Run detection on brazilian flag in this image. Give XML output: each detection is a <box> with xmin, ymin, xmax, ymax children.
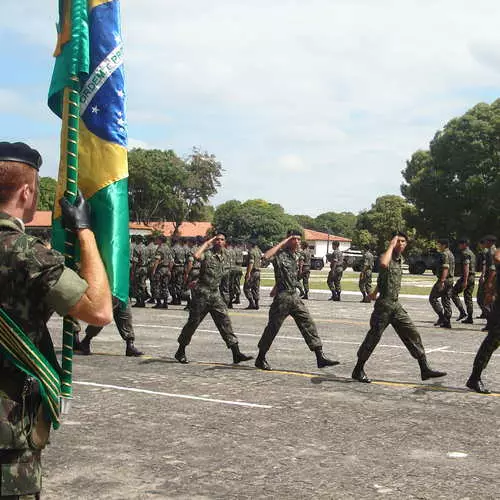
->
<box><xmin>48</xmin><ymin>0</ymin><xmax>129</xmax><ymax>303</ymax></box>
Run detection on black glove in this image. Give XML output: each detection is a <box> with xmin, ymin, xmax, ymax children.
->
<box><xmin>59</xmin><ymin>189</ymin><xmax>92</xmax><ymax>231</ymax></box>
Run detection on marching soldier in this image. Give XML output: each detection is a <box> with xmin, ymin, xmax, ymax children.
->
<box><xmin>255</xmin><ymin>230</ymin><xmax>338</xmax><ymax>371</ymax></box>
<box><xmin>230</xmin><ymin>241</ymin><xmax>244</xmax><ymax>306</ymax></box>
<box><xmin>429</xmin><ymin>238</ymin><xmax>455</xmax><ymax>329</ymax></box>
<box><xmin>132</xmin><ymin>235</ymin><xmax>148</xmax><ymax>307</ymax></box>
<box><xmin>359</xmin><ymin>245</ymin><xmax>375</xmax><ymax>303</ymax></box>
<box><xmin>244</xmin><ymin>240</ymin><xmax>263</xmax><ymax>310</ymax></box>
<box><xmin>327</xmin><ymin>241</ymin><xmax>344</xmax><ymax>301</ymax></box>
<box><xmin>298</xmin><ymin>241</ymin><xmax>313</xmax><ymax>300</ymax></box>
<box><xmin>174</xmin><ymin>233</ymin><xmax>253</xmax><ymax>364</ymax></box>
<box><xmin>352</xmin><ymin>232</ymin><xmax>446</xmax><ymax>383</ymax></box>
<box><xmin>151</xmin><ymin>235</ymin><xmax>173</xmax><ymax>309</ymax></box>
<box><xmin>451</xmin><ymin>238</ymin><xmax>476</xmax><ymax>324</ymax></box>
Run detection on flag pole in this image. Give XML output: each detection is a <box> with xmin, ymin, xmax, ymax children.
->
<box><xmin>60</xmin><ymin>0</ymin><xmax>86</xmax><ymax>414</ymax></box>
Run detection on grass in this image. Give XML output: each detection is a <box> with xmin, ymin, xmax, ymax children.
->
<box><xmin>258</xmin><ymin>270</ymin><xmax>477</xmax><ymax>296</ymax></box>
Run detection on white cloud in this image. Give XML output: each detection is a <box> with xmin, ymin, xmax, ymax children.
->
<box><xmin>0</xmin><ymin>0</ymin><xmax>499</xmax><ymax>214</ymax></box>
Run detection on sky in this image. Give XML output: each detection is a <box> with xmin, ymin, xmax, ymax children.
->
<box><xmin>1</xmin><ymin>0</ymin><xmax>499</xmax><ymax>216</ymax></box>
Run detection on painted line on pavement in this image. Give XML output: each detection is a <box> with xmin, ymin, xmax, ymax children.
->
<box><xmin>74</xmin><ymin>381</ymin><xmax>272</xmax><ymax>409</ymax></box>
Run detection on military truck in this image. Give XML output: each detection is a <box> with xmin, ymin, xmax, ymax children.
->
<box><xmin>407</xmin><ymin>249</ymin><xmax>439</xmax><ymax>275</ymax></box>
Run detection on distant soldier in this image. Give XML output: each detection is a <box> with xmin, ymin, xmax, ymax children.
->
<box><xmin>145</xmin><ymin>234</ymin><xmax>159</xmax><ymax>303</ymax></box>
<box><xmin>184</xmin><ymin>237</ymin><xmax>203</xmax><ymax>311</ymax></box>
<box><xmin>129</xmin><ymin>235</ymin><xmax>137</xmax><ymax>299</ymax></box>
<box><xmin>359</xmin><ymin>245</ymin><xmax>375</xmax><ymax>303</ymax></box>
<box><xmin>170</xmin><ymin>237</ymin><xmax>187</xmax><ymax>305</ymax></box>
<box><xmin>220</xmin><ymin>239</ymin><xmax>233</xmax><ymax>307</ymax></box>
<box><xmin>429</xmin><ymin>238</ymin><xmax>455</xmax><ymax>329</ymax></box>
<box><xmin>466</xmin><ymin>247</ymin><xmax>500</xmax><ymax>394</ymax></box>
<box><xmin>481</xmin><ymin>235</ymin><xmax>497</xmax><ymax>332</ymax></box>
<box><xmin>352</xmin><ymin>232</ymin><xmax>447</xmax><ymax>383</ymax></box>
<box><xmin>174</xmin><ymin>233</ymin><xmax>253</xmax><ymax>364</ymax></box>
<box><xmin>255</xmin><ymin>230</ymin><xmax>339</xmax><ymax>371</ymax></box>
<box><xmin>327</xmin><ymin>241</ymin><xmax>344</xmax><ymax>301</ymax></box>
<box><xmin>132</xmin><ymin>235</ymin><xmax>148</xmax><ymax>307</ymax></box>
<box><xmin>476</xmin><ymin>239</ymin><xmax>488</xmax><ymax>319</ymax></box>
<box><xmin>298</xmin><ymin>241</ymin><xmax>313</xmax><ymax>300</ymax></box>
<box><xmin>230</xmin><ymin>242</ymin><xmax>244</xmax><ymax>305</ymax></box>
<box><xmin>451</xmin><ymin>238</ymin><xmax>476</xmax><ymax>324</ymax></box>
<box><xmin>244</xmin><ymin>240</ymin><xmax>263</xmax><ymax>310</ymax></box>
<box><xmin>151</xmin><ymin>235</ymin><xmax>173</xmax><ymax>309</ymax></box>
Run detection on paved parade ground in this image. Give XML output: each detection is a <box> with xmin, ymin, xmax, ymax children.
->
<box><xmin>43</xmin><ymin>290</ymin><xmax>499</xmax><ymax>499</ymax></box>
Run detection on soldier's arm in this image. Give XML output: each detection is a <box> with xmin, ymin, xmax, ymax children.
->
<box><xmin>462</xmin><ymin>261</ymin><xmax>469</xmax><ymax>286</ymax></box>
<box><xmin>194</xmin><ymin>237</ymin><xmax>215</xmax><ymax>260</ymax></box>
<box><xmin>379</xmin><ymin>236</ymin><xmax>398</xmax><ymax>268</ymax></box>
<box><xmin>263</xmin><ymin>236</ymin><xmax>292</xmax><ymax>262</ymax></box>
<box><xmin>184</xmin><ymin>260</ymin><xmax>193</xmax><ymax>283</ymax></box>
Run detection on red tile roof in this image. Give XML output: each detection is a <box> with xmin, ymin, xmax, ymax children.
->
<box><xmin>129</xmin><ymin>221</ymin><xmax>212</xmax><ymax>238</ymax></box>
<box><xmin>26</xmin><ymin>211</ymin><xmax>52</xmax><ymax>227</ymax></box>
<box><xmin>303</xmin><ymin>228</ymin><xmax>351</xmax><ymax>242</ymax></box>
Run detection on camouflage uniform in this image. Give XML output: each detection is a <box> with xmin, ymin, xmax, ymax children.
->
<box><xmin>244</xmin><ymin>246</ymin><xmax>262</xmax><ymax>308</ymax></box>
<box><xmin>85</xmin><ymin>296</ymin><xmax>135</xmax><ymax>342</ymax></box>
<box><xmin>170</xmin><ymin>243</ymin><xmax>186</xmax><ymax>305</ymax></box>
<box><xmin>356</xmin><ymin>253</ymin><xmax>426</xmax><ymax>363</ymax></box>
<box><xmin>451</xmin><ymin>247</ymin><xmax>476</xmax><ymax>318</ymax></box>
<box><xmin>145</xmin><ymin>240</ymin><xmax>158</xmax><ymax>298</ymax></box>
<box><xmin>327</xmin><ymin>248</ymin><xmax>344</xmax><ymax>300</ymax></box>
<box><xmin>230</xmin><ymin>246</ymin><xmax>244</xmax><ymax>304</ymax></box>
<box><xmin>359</xmin><ymin>250</ymin><xmax>374</xmax><ymax>300</ymax></box>
<box><xmin>298</xmin><ymin>247</ymin><xmax>313</xmax><ymax>298</ymax></box>
<box><xmin>0</xmin><ymin>213</ymin><xmax>88</xmax><ymax>498</ymax></box>
<box><xmin>132</xmin><ymin>240</ymin><xmax>148</xmax><ymax>304</ymax></box>
<box><xmin>219</xmin><ymin>246</ymin><xmax>233</xmax><ymax>306</ymax></box>
<box><xmin>429</xmin><ymin>248</ymin><xmax>455</xmax><ymax>324</ymax></box>
<box><xmin>129</xmin><ymin>238</ymin><xmax>136</xmax><ymax>299</ymax></box>
<box><xmin>152</xmin><ymin>243</ymin><xmax>173</xmax><ymax>305</ymax></box>
<box><xmin>257</xmin><ymin>248</ymin><xmax>323</xmax><ymax>352</ymax></box>
<box><xmin>476</xmin><ymin>247</ymin><xmax>488</xmax><ymax>317</ymax></box>
<box><xmin>178</xmin><ymin>247</ymin><xmax>238</xmax><ymax>348</ymax></box>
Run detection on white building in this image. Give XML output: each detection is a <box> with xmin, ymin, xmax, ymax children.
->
<box><xmin>303</xmin><ymin>229</ymin><xmax>351</xmax><ymax>262</ymax></box>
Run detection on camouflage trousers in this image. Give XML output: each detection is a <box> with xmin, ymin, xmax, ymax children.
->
<box><xmin>85</xmin><ymin>297</ymin><xmax>134</xmax><ymax>341</ymax></box>
<box><xmin>178</xmin><ymin>289</ymin><xmax>238</xmax><ymax>348</ymax></box>
<box><xmin>429</xmin><ymin>280</ymin><xmax>453</xmax><ymax>320</ymax></box>
<box><xmin>133</xmin><ymin>266</ymin><xmax>148</xmax><ymax>301</ymax></box>
<box><xmin>451</xmin><ymin>275</ymin><xmax>475</xmax><ymax>317</ymax></box>
<box><xmin>229</xmin><ymin>269</ymin><xmax>242</xmax><ymax>303</ymax></box>
<box><xmin>244</xmin><ymin>270</ymin><xmax>260</xmax><ymax>306</ymax></box>
<box><xmin>327</xmin><ymin>267</ymin><xmax>343</xmax><ymax>292</ymax></box>
<box><xmin>219</xmin><ymin>273</ymin><xmax>231</xmax><ymax>306</ymax></box>
<box><xmin>471</xmin><ymin>301</ymin><xmax>500</xmax><ymax>375</ymax></box>
<box><xmin>357</xmin><ymin>299</ymin><xmax>425</xmax><ymax>362</ymax></box>
<box><xmin>476</xmin><ymin>278</ymin><xmax>487</xmax><ymax>316</ymax></box>
<box><xmin>258</xmin><ymin>291</ymin><xmax>322</xmax><ymax>352</ymax></box>
<box><xmin>170</xmin><ymin>266</ymin><xmax>185</xmax><ymax>303</ymax></box>
<box><xmin>299</xmin><ymin>268</ymin><xmax>311</xmax><ymax>295</ymax></box>
<box><xmin>359</xmin><ymin>270</ymin><xmax>373</xmax><ymax>295</ymax></box>
<box><xmin>152</xmin><ymin>267</ymin><xmax>171</xmax><ymax>301</ymax></box>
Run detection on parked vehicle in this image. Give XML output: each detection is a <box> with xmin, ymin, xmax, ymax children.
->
<box><xmin>407</xmin><ymin>249</ymin><xmax>439</xmax><ymax>275</ymax></box>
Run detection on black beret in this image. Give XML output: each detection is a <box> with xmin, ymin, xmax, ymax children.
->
<box><xmin>0</xmin><ymin>142</ymin><xmax>42</xmax><ymax>171</ymax></box>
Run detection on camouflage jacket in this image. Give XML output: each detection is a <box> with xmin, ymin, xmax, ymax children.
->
<box><xmin>155</xmin><ymin>243</ymin><xmax>173</xmax><ymax>268</ymax></box>
<box><xmin>270</xmin><ymin>249</ymin><xmax>300</xmax><ymax>294</ymax></box>
<box><xmin>299</xmin><ymin>248</ymin><xmax>313</xmax><ymax>269</ymax></box>
<box><xmin>461</xmin><ymin>247</ymin><xmax>476</xmax><ymax>275</ymax></box>
<box><xmin>248</xmin><ymin>247</ymin><xmax>263</xmax><ymax>271</ymax></box>
<box><xmin>0</xmin><ymin>212</ymin><xmax>88</xmax><ymax>373</ymax></box>
<box><xmin>329</xmin><ymin>249</ymin><xmax>343</xmax><ymax>269</ymax></box>
<box><xmin>172</xmin><ymin>244</ymin><xmax>187</xmax><ymax>267</ymax></box>
<box><xmin>133</xmin><ymin>242</ymin><xmax>148</xmax><ymax>268</ymax></box>
<box><xmin>363</xmin><ymin>251</ymin><xmax>374</xmax><ymax>271</ymax></box>
<box><xmin>233</xmin><ymin>247</ymin><xmax>244</xmax><ymax>267</ymax></box>
<box><xmin>437</xmin><ymin>248</ymin><xmax>455</xmax><ymax>281</ymax></box>
<box><xmin>196</xmin><ymin>248</ymin><xmax>229</xmax><ymax>292</ymax></box>
<box><xmin>145</xmin><ymin>242</ymin><xmax>158</xmax><ymax>267</ymax></box>
<box><xmin>377</xmin><ymin>254</ymin><xmax>403</xmax><ymax>302</ymax></box>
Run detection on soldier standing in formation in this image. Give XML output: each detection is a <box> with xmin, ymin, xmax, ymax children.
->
<box><xmin>298</xmin><ymin>241</ymin><xmax>313</xmax><ymax>300</ymax></box>
<box><xmin>466</xmin><ymin>247</ymin><xmax>500</xmax><ymax>394</ymax></box>
<box><xmin>255</xmin><ymin>230</ymin><xmax>339</xmax><ymax>371</ymax></box>
<box><xmin>174</xmin><ymin>233</ymin><xmax>253</xmax><ymax>364</ymax></box>
<box><xmin>0</xmin><ymin>142</ymin><xmax>113</xmax><ymax>498</ymax></box>
<box><xmin>475</xmin><ymin>239</ymin><xmax>488</xmax><ymax>319</ymax></box>
<box><xmin>429</xmin><ymin>238</ymin><xmax>455</xmax><ymax>329</ymax></box>
<box><xmin>481</xmin><ymin>235</ymin><xmax>497</xmax><ymax>331</ymax></box>
<box><xmin>244</xmin><ymin>240</ymin><xmax>262</xmax><ymax>310</ymax></box>
<box><xmin>451</xmin><ymin>238</ymin><xmax>476</xmax><ymax>324</ymax></box>
<box><xmin>170</xmin><ymin>237</ymin><xmax>187</xmax><ymax>305</ymax></box>
<box><xmin>220</xmin><ymin>239</ymin><xmax>233</xmax><ymax>307</ymax></box>
<box><xmin>230</xmin><ymin>241</ymin><xmax>244</xmax><ymax>306</ymax></box>
<box><xmin>359</xmin><ymin>244</ymin><xmax>374</xmax><ymax>303</ymax></box>
<box><xmin>151</xmin><ymin>235</ymin><xmax>173</xmax><ymax>309</ymax></box>
<box><xmin>132</xmin><ymin>235</ymin><xmax>148</xmax><ymax>307</ymax></box>
<box><xmin>352</xmin><ymin>232</ymin><xmax>447</xmax><ymax>383</ymax></box>
<box><xmin>145</xmin><ymin>235</ymin><xmax>159</xmax><ymax>303</ymax></box>
<box><xmin>327</xmin><ymin>241</ymin><xmax>344</xmax><ymax>301</ymax></box>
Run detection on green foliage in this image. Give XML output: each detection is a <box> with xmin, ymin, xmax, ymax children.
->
<box><xmin>128</xmin><ymin>147</ymin><xmax>222</xmax><ymax>233</ymax></box>
<box><xmin>352</xmin><ymin>229</ymin><xmax>376</xmax><ymax>249</ymax></box>
<box><xmin>402</xmin><ymin>99</ymin><xmax>500</xmax><ymax>241</ymax></box>
<box><xmin>37</xmin><ymin>177</ymin><xmax>57</xmax><ymax>211</ymax></box>
<box><xmin>314</xmin><ymin>211</ymin><xmax>357</xmax><ymax>238</ymax></box>
<box><xmin>214</xmin><ymin>199</ymin><xmax>301</xmax><ymax>249</ymax></box>
<box><xmin>356</xmin><ymin>195</ymin><xmax>414</xmax><ymax>253</ymax></box>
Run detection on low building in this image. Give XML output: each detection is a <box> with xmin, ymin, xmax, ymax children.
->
<box><xmin>303</xmin><ymin>228</ymin><xmax>351</xmax><ymax>262</ymax></box>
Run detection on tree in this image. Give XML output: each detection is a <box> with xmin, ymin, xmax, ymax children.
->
<box><xmin>356</xmin><ymin>195</ymin><xmax>415</xmax><ymax>253</ymax></box>
<box><xmin>214</xmin><ymin>199</ymin><xmax>301</xmax><ymax>249</ymax></box>
<box><xmin>128</xmin><ymin>147</ymin><xmax>222</xmax><ymax>233</ymax></box>
<box><xmin>402</xmin><ymin>99</ymin><xmax>500</xmax><ymax>241</ymax></box>
<box><xmin>37</xmin><ymin>177</ymin><xmax>57</xmax><ymax>211</ymax></box>
<box><xmin>314</xmin><ymin>211</ymin><xmax>357</xmax><ymax>238</ymax></box>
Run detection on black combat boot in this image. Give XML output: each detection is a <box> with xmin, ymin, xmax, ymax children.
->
<box><xmin>418</xmin><ymin>357</ymin><xmax>447</xmax><ymax>381</ymax></box>
<box><xmin>133</xmin><ymin>299</ymin><xmax>146</xmax><ymax>308</ymax></box>
<box><xmin>245</xmin><ymin>298</ymin><xmax>256</xmax><ymax>310</ymax></box>
<box><xmin>336</xmin><ymin>292</ymin><xmax>341</xmax><ymax>302</ymax></box>
<box><xmin>440</xmin><ymin>319</ymin><xmax>452</xmax><ymax>329</ymax></box>
<box><xmin>456</xmin><ymin>310</ymin><xmax>467</xmax><ymax>321</ymax></box>
<box><xmin>231</xmin><ymin>344</ymin><xmax>253</xmax><ymax>363</ymax></box>
<box><xmin>255</xmin><ymin>299</ymin><xmax>260</xmax><ymax>310</ymax></box>
<box><xmin>233</xmin><ymin>296</ymin><xmax>241</xmax><ymax>304</ymax></box>
<box><xmin>255</xmin><ymin>350</ymin><xmax>271</xmax><ymax>370</ymax></box>
<box><xmin>153</xmin><ymin>299</ymin><xmax>163</xmax><ymax>309</ymax></box>
<box><xmin>352</xmin><ymin>360</ymin><xmax>371</xmax><ymax>383</ymax></box>
<box><xmin>125</xmin><ymin>340</ymin><xmax>143</xmax><ymax>357</ymax></box>
<box><xmin>360</xmin><ymin>293</ymin><xmax>366</xmax><ymax>303</ymax></box>
<box><xmin>461</xmin><ymin>315</ymin><xmax>473</xmax><ymax>324</ymax></box>
<box><xmin>174</xmin><ymin>344</ymin><xmax>188</xmax><ymax>364</ymax></box>
<box><xmin>303</xmin><ymin>293</ymin><xmax>309</xmax><ymax>300</ymax></box>
<box><xmin>76</xmin><ymin>335</ymin><xmax>92</xmax><ymax>355</ymax></box>
<box><xmin>363</xmin><ymin>295</ymin><xmax>372</xmax><ymax>303</ymax></box>
<box><xmin>328</xmin><ymin>292</ymin><xmax>335</xmax><ymax>301</ymax></box>
<box><xmin>434</xmin><ymin>314</ymin><xmax>444</xmax><ymax>326</ymax></box>
<box><xmin>228</xmin><ymin>302</ymin><xmax>233</xmax><ymax>309</ymax></box>
<box><xmin>147</xmin><ymin>297</ymin><xmax>156</xmax><ymax>304</ymax></box>
<box><xmin>314</xmin><ymin>347</ymin><xmax>340</xmax><ymax>368</ymax></box>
